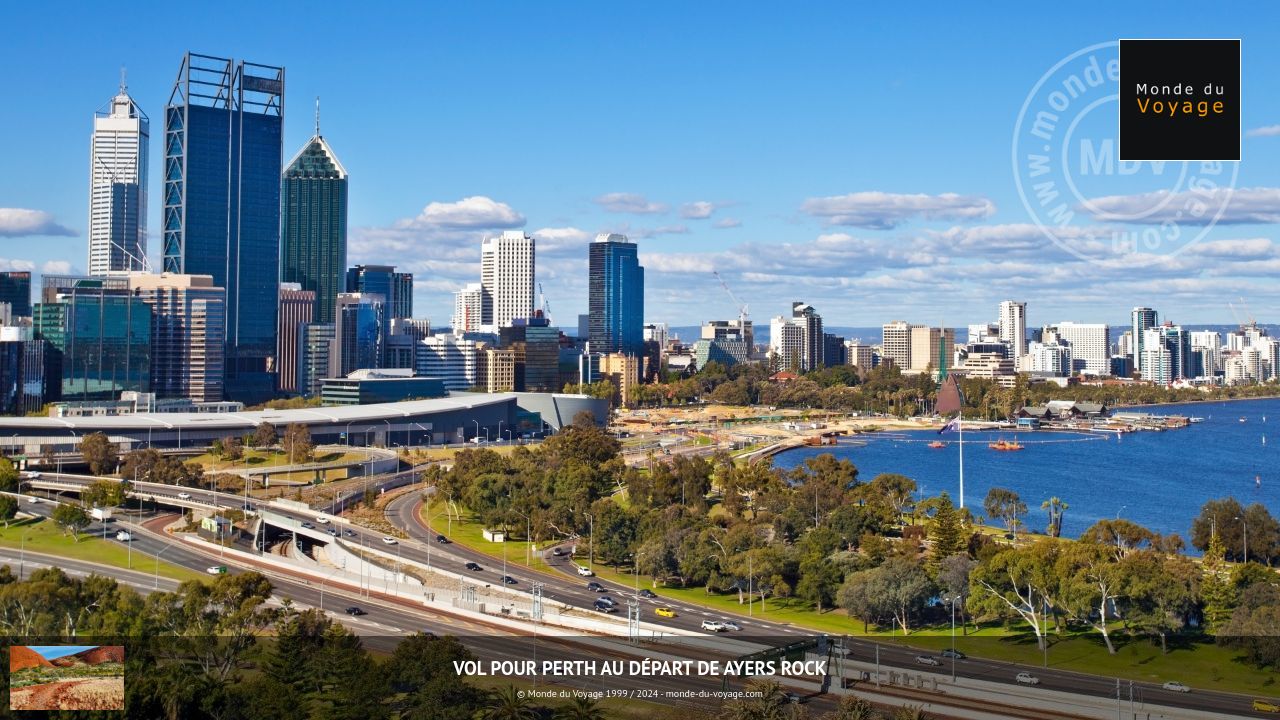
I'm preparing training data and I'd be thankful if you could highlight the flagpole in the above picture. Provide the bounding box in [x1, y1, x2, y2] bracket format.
[958, 412, 965, 509]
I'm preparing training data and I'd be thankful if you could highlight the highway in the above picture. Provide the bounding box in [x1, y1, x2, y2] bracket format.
[22, 471, 1278, 718]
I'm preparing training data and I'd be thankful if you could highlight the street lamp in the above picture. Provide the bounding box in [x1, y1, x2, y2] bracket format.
[19, 527, 36, 580]
[1235, 515, 1250, 564]
[471, 420, 480, 442]
[319, 566, 340, 612]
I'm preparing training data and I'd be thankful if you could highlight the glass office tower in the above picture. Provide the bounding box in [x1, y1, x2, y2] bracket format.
[164, 53, 283, 402]
[333, 293, 385, 376]
[0, 272, 32, 317]
[281, 116, 347, 324]
[88, 80, 148, 274]
[588, 233, 644, 355]
[33, 276, 150, 401]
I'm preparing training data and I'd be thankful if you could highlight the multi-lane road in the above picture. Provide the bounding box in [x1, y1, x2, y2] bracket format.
[20, 471, 1279, 718]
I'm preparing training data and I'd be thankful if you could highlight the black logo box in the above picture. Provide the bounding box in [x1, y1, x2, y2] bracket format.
[1119, 39, 1241, 162]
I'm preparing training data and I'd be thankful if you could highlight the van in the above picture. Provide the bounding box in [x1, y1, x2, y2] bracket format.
[575, 565, 594, 577]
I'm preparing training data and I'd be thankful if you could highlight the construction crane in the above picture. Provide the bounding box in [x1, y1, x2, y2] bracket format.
[538, 282, 552, 324]
[712, 271, 748, 324]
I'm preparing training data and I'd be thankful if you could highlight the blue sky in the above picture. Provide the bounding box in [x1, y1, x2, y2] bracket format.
[25, 646, 97, 661]
[2, 3, 1279, 332]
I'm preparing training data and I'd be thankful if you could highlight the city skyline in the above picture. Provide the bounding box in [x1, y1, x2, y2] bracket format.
[3, 4, 1280, 329]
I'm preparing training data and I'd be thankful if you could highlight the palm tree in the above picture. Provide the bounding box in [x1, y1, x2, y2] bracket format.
[832, 695, 878, 720]
[556, 696, 608, 720]
[1041, 497, 1068, 538]
[719, 678, 788, 720]
[480, 685, 539, 720]
[892, 706, 931, 720]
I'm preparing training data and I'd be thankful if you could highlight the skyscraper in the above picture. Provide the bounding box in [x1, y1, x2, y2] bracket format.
[1131, 307, 1158, 378]
[297, 323, 335, 398]
[34, 276, 151, 401]
[281, 105, 347, 324]
[480, 231, 535, 328]
[164, 53, 284, 403]
[277, 285, 315, 393]
[588, 233, 644, 356]
[452, 283, 485, 333]
[331, 293, 385, 377]
[128, 273, 226, 402]
[998, 300, 1027, 359]
[345, 265, 411, 363]
[0, 272, 32, 317]
[880, 321, 919, 369]
[89, 78, 148, 274]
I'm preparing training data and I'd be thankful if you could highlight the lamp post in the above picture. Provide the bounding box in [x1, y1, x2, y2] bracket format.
[319, 566, 340, 612]
[19, 527, 36, 580]
[946, 593, 959, 681]
[1235, 515, 1249, 564]
[471, 420, 480, 442]
[585, 512, 594, 567]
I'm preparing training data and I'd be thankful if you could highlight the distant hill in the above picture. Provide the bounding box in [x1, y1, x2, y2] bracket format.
[72, 646, 124, 665]
[10, 647, 54, 672]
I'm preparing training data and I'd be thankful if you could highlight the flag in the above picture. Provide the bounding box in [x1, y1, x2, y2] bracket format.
[939, 416, 961, 435]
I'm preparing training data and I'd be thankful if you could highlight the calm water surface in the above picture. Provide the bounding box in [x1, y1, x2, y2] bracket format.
[773, 398, 1280, 541]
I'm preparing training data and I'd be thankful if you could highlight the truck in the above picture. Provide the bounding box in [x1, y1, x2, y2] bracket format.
[90, 507, 113, 522]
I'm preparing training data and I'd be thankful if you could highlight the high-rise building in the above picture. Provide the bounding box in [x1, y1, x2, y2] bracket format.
[297, 323, 335, 398]
[481, 231, 535, 328]
[998, 300, 1027, 359]
[0, 272, 32, 317]
[481, 347, 517, 393]
[823, 333, 846, 367]
[643, 323, 669, 355]
[89, 79, 148, 274]
[417, 335, 482, 391]
[34, 276, 150, 401]
[770, 302, 824, 371]
[386, 318, 430, 371]
[599, 353, 641, 406]
[164, 53, 284, 403]
[499, 317, 560, 392]
[1142, 324, 1192, 383]
[281, 110, 347, 324]
[1131, 307, 1158, 377]
[702, 320, 754, 349]
[332, 293, 385, 377]
[345, 265, 412, 360]
[909, 326, 955, 376]
[844, 340, 875, 369]
[1190, 330, 1221, 376]
[588, 233, 644, 356]
[277, 285, 315, 393]
[452, 282, 485, 333]
[881, 321, 918, 369]
[1045, 322, 1111, 375]
[1026, 341, 1072, 376]
[128, 273, 226, 402]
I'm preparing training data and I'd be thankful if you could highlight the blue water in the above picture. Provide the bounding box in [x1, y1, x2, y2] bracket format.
[773, 398, 1280, 542]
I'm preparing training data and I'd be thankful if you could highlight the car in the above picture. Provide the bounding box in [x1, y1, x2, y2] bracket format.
[205, 565, 227, 575]
[551, 547, 564, 556]
[593, 600, 616, 613]
[502, 575, 518, 585]
[1161, 681, 1190, 693]
[344, 606, 365, 616]
[343, 529, 357, 537]
[465, 562, 483, 572]
[115, 531, 132, 542]
[575, 565, 594, 576]
[655, 607, 676, 618]
[940, 649, 966, 660]
[26, 496, 40, 504]
[300, 522, 315, 529]
[915, 655, 941, 667]
[25, 472, 40, 479]
[586, 581, 605, 592]
[177, 492, 192, 499]
[327, 528, 339, 537]
[597, 595, 616, 607]
[315, 516, 330, 524]
[242, 503, 255, 511]
[381, 536, 398, 545]
[784, 692, 806, 705]
[435, 534, 450, 544]
[1254, 699, 1280, 713]
[722, 620, 742, 631]
[701, 620, 725, 632]
[1015, 672, 1040, 686]
[638, 588, 657, 599]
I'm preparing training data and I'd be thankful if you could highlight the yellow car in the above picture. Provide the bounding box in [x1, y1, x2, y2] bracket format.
[655, 607, 676, 618]
[1254, 699, 1280, 713]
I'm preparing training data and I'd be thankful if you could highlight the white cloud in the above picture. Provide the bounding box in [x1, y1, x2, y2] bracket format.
[0, 259, 36, 272]
[397, 196, 525, 230]
[713, 217, 742, 229]
[800, 191, 996, 229]
[0, 208, 76, 237]
[594, 192, 668, 215]
[1081, 187, 1280, 225]
[532, 227, 592, 256]
[1246, 125, 1280, 138]
[40, 260, 73, 274]
[1182, 238, 1275, 259]
[680, 201, 716, 219]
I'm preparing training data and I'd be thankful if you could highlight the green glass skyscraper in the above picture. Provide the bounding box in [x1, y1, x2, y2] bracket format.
[281, 104, 348, 324]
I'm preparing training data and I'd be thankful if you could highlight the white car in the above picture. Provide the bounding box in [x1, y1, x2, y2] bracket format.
[25, 472, 40, 479]
[381, 536, 398, 545]
[26, 496, 40, 504]
[1015, 672, 1040, 686]
[914, 655, 941, 667]
[575, 565, 594, 576]
[115, 531, 132, 542]
[1162, 681, 1191, 693]
[177, 492, 192, 499]
[315, 516, 330, 524]
[701, 620, 725, 632]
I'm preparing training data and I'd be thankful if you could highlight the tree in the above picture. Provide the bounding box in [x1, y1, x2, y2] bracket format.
[927, 492, 965, 572]
[983, 487, 1027, 536]
[223, 436, 245, 462]
[480, 685, 539, 720]
[80, 432, 118, 475]
[865, 473, 917, 526]
[385, 633, 484, 720]
[83, 479, 127, 508]
[1057, 542, 1124, 654]
[831, 695, 878, 720]
[836, 556, 933, 634]
[969, 540, 1061, 650]
[1041, 497, 1068, 538]
[795, 555, 842, 612]
[1200, 529, 1238, 634]
[556, 696, 608, 720]
[251, 422, 279, 449]
[1121, 551, 1199, 653]
[284, 423, 314, 464]
[1190, 497, 1246, 560]
[1079, 518, 1155, 560]
[1221, 583, 1280, 669]
[52, 503, 91, 540]
[0, 456, 19, 492]
[0, 495, 16, 528]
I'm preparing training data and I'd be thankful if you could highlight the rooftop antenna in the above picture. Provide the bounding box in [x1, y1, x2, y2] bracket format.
[315, 96, 321, 136]
[119, 66, 127, 94]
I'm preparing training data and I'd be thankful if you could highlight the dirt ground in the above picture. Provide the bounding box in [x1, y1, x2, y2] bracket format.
[9, 677, 125, 711]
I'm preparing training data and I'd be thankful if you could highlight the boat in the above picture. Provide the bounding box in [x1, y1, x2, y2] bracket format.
[1188, 417, 1205, 423]
[927, 441, 947, 449]
[1240, 417, 1248, 423]
[988, 438, 1024, 451]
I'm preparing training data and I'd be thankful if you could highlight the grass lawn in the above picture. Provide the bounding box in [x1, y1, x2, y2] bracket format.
[187, 448, 360, 471]
[404, 444, 530, 463]
[0, 517, 207, 583]
[421, 503, 554, 574]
